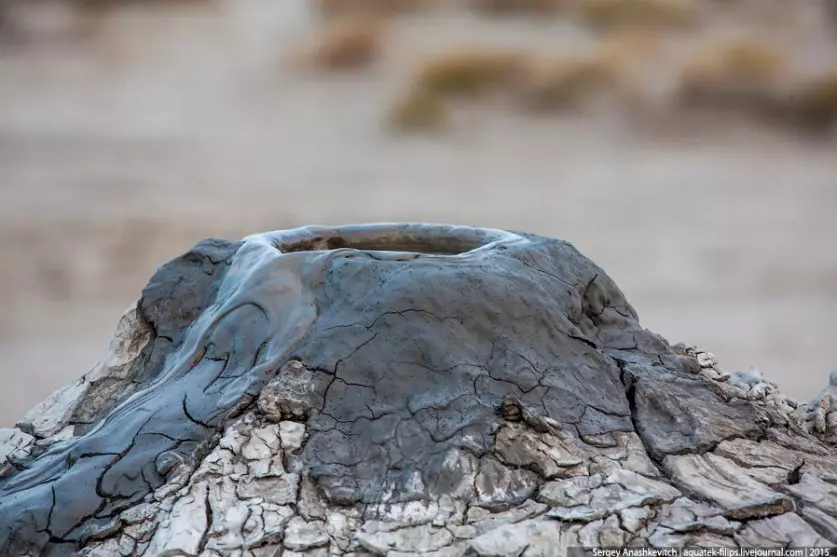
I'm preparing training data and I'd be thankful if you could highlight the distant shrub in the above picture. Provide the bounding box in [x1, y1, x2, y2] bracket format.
[580, 0, 698, 30]
[305, 18, 386, 71]
[824, 0, 837, 27]
[789, 72, 837, 132]
[468, 0, 566, 16]
[675, 39, 837, 133]
[684, 38, 784, 85]
[314, 0, 432, 19]
[516, 52, 619, 110]
[677, 38, 786, 107]
[387, 90, 448, 132]
[413, 48, 528, 97]
[78, 0, 219, 8]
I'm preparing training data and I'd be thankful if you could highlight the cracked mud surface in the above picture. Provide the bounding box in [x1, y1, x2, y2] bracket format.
[1, 223, 835, 556]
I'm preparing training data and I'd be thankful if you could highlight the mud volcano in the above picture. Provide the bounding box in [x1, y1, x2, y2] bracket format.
[1, 223, 836, 556]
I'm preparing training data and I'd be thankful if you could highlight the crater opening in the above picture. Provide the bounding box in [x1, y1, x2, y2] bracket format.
[263, 224, 523, 257]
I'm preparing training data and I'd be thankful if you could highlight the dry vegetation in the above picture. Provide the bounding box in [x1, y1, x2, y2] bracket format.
[387, 90, 448, 132]
[0, 0, 9, 33]
[680, 37, 786, 89]
[826, 0, 837, 26]
[412, 48, 527, 97]
[77, 0, 220, 12]
[293, 0, 837, 136]
[515, 52, 621, 110]
[468, 0, 566, 16]
[675, 38, 837, 133]
[787, 72, 837, 131]
[314, 0, 434, 19]
[580, 0, 698, 31]
[676, 38, 787, 116]
[300, 18, 386, 72]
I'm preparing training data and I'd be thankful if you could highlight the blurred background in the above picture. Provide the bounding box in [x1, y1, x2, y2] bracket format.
[0, 0, 836, 426]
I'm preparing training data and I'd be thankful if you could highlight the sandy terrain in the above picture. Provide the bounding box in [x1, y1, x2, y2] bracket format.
[0, 0, 835, 426]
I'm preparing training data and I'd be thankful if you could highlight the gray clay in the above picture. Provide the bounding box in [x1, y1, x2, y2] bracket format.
[0, 224, 835, 556]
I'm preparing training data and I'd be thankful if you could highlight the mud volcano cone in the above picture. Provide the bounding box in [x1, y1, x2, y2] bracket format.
[1, 224, 836, 556]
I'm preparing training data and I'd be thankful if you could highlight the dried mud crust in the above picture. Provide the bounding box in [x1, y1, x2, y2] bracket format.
[0, 223, 835, 557]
